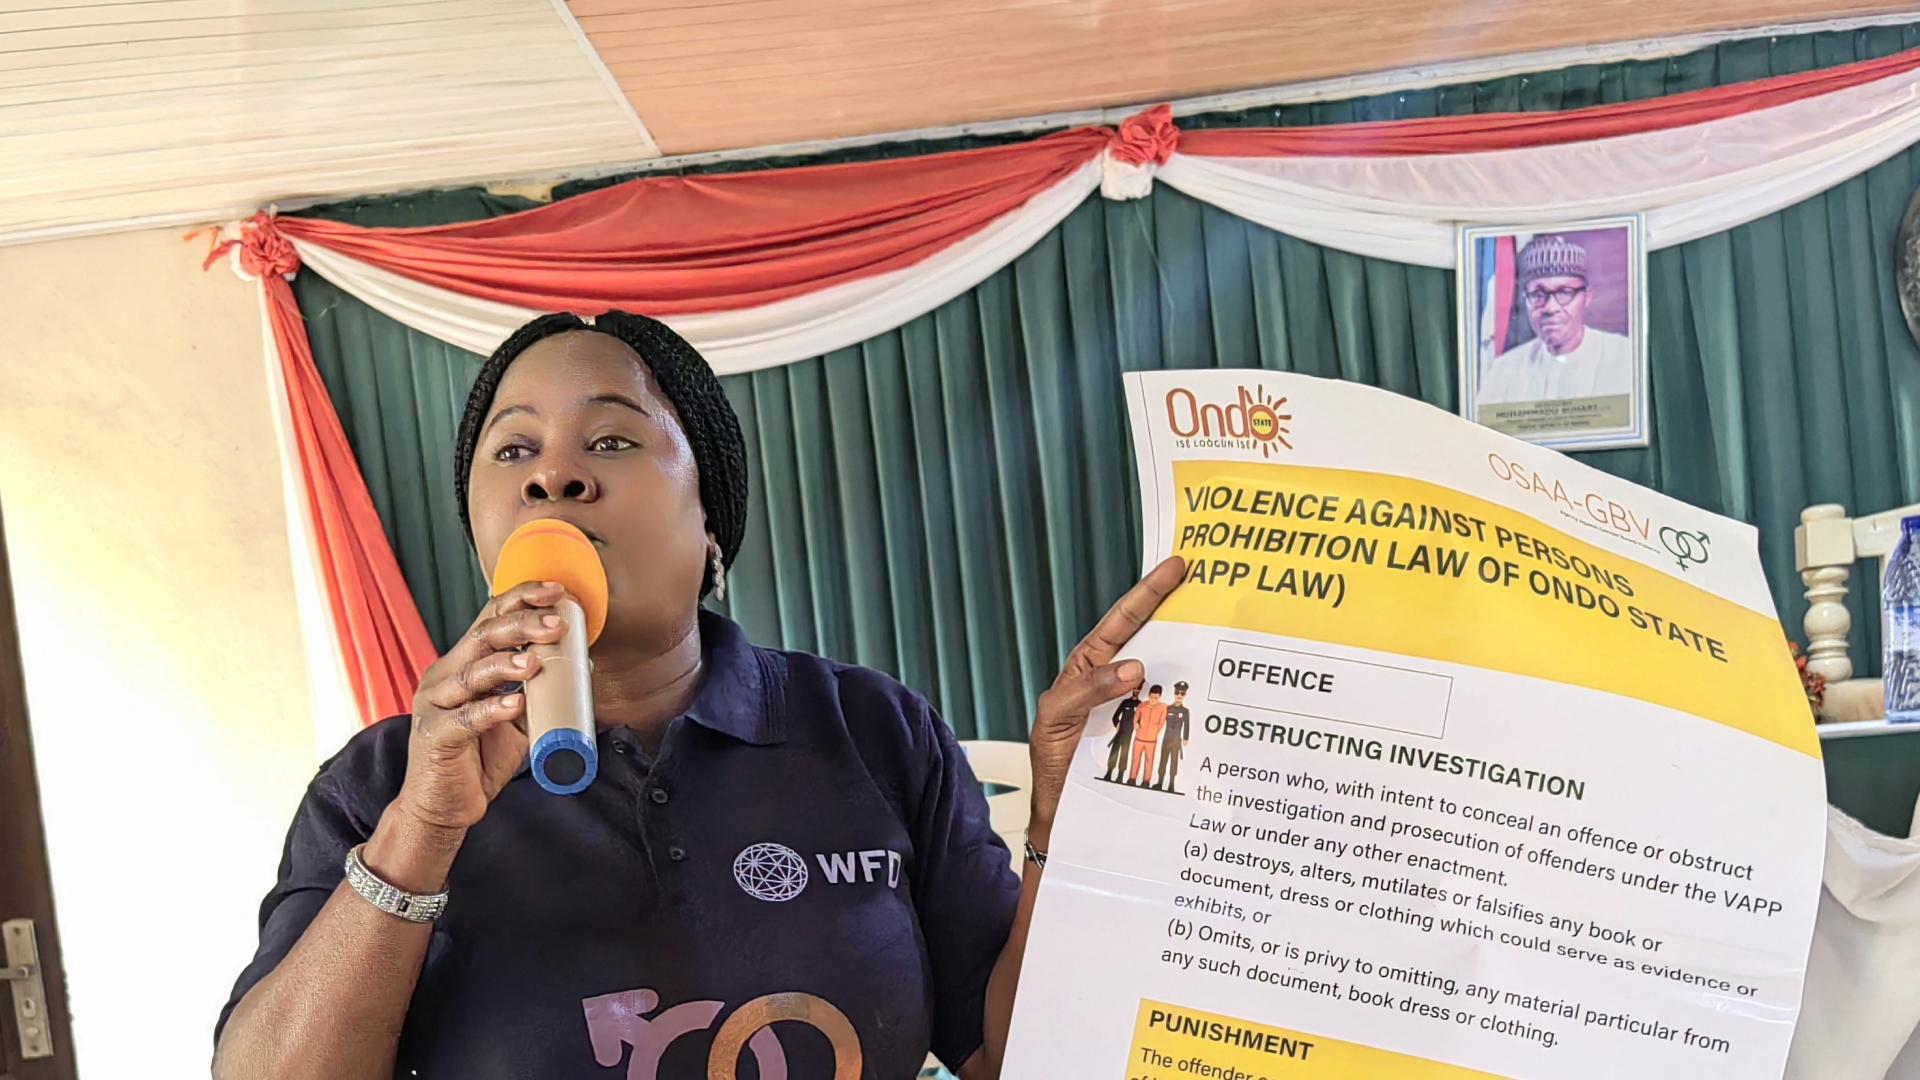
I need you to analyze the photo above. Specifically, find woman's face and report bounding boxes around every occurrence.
[466,330,709,646]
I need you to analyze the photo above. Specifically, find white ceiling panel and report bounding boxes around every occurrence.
[0,0,656,242]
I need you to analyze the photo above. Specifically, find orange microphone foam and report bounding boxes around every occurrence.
[490,519,609,644]
[490,519,609,795]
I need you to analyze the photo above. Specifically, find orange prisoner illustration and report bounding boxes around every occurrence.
[1128,686,1168,784]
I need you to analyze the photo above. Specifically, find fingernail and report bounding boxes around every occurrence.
[512,653,531,669]
[542,615,562,628]
[541,581,562,590]
[501,694,522,708]
[1119,660,1144,682]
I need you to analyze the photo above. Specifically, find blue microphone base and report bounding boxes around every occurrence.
[530,727,597,795]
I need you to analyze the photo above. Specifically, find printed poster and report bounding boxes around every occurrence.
[1003,371,1822,1080]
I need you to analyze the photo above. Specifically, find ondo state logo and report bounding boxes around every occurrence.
[733,842,809,901]
[1165,384,1294,459]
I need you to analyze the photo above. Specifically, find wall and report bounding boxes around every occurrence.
[0,228,318,1075]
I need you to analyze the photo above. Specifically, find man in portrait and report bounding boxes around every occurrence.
[1478,234,1633,406]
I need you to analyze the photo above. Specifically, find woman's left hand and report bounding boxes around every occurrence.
[1027,557,1186,846]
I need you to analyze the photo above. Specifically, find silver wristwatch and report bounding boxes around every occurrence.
[344,843,448,923]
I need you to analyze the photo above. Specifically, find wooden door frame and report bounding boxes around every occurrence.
[0,498,77,1080]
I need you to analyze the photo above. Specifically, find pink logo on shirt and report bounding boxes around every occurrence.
[583,987,863,1079]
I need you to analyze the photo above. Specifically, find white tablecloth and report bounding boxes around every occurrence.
[1786,799,1920,1079]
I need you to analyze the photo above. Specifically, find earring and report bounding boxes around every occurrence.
[709,543,727,602]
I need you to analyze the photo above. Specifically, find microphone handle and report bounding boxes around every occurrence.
[525,597,597,795]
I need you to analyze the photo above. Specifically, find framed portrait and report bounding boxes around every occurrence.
[1457,216,1649,451]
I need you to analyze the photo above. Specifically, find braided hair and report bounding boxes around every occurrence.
[453,311,748,596]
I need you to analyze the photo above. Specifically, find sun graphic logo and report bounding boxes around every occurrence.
[1164,385,1294,458]
[1241,387,1293,459]
[733,842,809,902]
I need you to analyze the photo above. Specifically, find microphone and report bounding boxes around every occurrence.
[489,519,609,795]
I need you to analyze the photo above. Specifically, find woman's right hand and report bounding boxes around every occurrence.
[391,580,571,835]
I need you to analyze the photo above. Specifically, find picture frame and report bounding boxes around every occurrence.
[1456,216,1649,451]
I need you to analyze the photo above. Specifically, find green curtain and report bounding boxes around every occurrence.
[294,25,1920,829]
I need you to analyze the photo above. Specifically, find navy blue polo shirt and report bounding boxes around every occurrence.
[218,611,1021,1078]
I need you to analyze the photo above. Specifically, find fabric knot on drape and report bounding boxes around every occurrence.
[1102,104,1179,200]
[202,212,301,281]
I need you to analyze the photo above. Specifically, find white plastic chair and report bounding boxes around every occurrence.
[1795,500,1920,718]
[1786,791,1920,1078]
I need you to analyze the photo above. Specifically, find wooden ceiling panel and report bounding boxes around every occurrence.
[570,0,1920,154]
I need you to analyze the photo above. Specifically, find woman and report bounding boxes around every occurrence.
[214,311,1184,1079]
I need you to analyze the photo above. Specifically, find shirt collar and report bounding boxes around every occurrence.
[510,608,783,778]
[682,608,784,746]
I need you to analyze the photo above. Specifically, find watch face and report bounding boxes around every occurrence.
[1898,184,1920,352]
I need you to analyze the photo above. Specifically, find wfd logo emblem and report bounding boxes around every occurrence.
[1658,527,1712,573]
[732,843,808,901]
[733,842,903,902]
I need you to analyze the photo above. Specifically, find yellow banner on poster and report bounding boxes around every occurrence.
[1157,460,1816,757]
[1126,999,1501,1079]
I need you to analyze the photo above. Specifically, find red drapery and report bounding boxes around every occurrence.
[275,129,1111,315]
[1179,45,1920,157]
[269,45,1920,323]
[209,220,437,724]
[211,43,1920,728]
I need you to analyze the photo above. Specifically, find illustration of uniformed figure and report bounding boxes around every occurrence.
[1155,681,1192,792]
[1129,685,1168,785]
[1103,689,1141,783]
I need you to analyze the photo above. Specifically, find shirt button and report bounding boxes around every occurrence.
[649,788,669,805]
[668,846,687,862]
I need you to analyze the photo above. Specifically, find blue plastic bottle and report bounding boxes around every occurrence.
[1885,514,1920,723]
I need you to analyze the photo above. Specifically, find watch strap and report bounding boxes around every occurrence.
[343,843,448,923]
